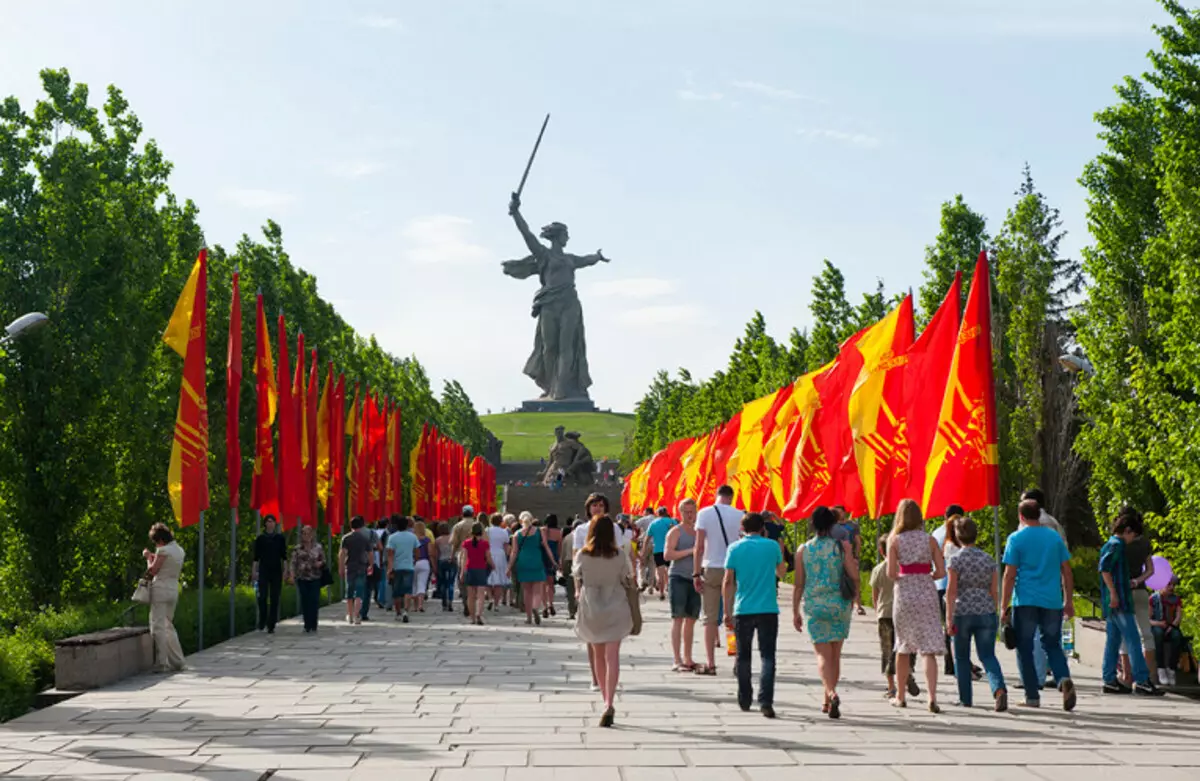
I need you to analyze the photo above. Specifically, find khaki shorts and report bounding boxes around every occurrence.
[1122,589,1154,653]
[701,567,725,626]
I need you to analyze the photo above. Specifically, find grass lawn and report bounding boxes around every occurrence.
[481,411,635,462]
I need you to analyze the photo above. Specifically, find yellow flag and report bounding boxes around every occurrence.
[316,366,331,504]
[163,255,202,357]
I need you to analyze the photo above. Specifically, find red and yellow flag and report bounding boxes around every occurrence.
[226,270,242,509]
[781,363,832,521]
[250,293,279,519]
[904,272,962,509]
[922,252,999,514]
[316,361,332,508]
[328,374,347,533]
[305,350,318,523]
[276,315,302,528]
[344,383,360,521]
[622,460,651,513]
[163,249,210,527]
[409,423,427,516]
[848,296,915,518]
[728,386,791,511]
[676,433,712,507]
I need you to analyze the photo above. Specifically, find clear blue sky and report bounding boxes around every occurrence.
[0,0,1168,414]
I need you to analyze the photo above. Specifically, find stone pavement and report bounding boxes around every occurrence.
[0,591,1196,780]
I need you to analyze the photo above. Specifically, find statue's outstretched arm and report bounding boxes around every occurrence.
[572,249,611,269]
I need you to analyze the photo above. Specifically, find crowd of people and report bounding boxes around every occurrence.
[138,484,1189,728]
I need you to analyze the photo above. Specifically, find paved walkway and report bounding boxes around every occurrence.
[0,592,1196,780]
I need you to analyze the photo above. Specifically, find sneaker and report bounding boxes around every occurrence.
[395,613,402,622]
[738,701,751,712]
[761,705,776,719]
[994,689,1008,713]
[1168,670,1178,686]
[1059,678,1076,712]
[1019,699,1040,709]
[1158,669,1170,685]
[972,665,984,682]
[401,612,410,624]
[884,688,898,700]
[1102,680,1132,695]
[590,683,600,692]
[353,617,362,626]
[1134,681,1165,697]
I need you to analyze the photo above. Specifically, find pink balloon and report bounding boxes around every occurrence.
[1145,555,1174,592]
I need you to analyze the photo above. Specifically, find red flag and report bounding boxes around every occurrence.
[904,272,962,510]
[355,392,370,519]
[704,413,743,503]
[328,374,347,533]
[250,294,279,519]
[291,332,312,526]
[276,315,302,528]
[390,405,403,515]
[922,252,999,514]
[306,350,318,524]
[163,249,210,527]
[345,384,360,521]
[226,270,243,509]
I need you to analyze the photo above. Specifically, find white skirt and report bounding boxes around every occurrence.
[413,559,431,595]
[487,550,510,586]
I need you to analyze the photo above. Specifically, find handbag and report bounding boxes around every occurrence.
[132,578,151,605]
[319,564,334,588]
[625,578,643,636]
[834,541,857,601]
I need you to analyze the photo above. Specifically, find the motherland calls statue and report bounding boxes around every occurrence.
[541,425,596,486]
[501,192,609,401]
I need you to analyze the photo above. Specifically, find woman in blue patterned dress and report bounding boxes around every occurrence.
[792,506,855,719]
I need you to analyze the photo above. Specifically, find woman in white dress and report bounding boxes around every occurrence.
[142,523,186,673]
[487,513,513,608]
[575,514,633,728]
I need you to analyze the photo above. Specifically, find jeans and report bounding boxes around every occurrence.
[438,561,457,605]
[257,573,282,631]
[1013,606,1071,700]
[1103,611,1150,684]
[734,613,779,709]
[297,578,321,631]
[562,560,578,617]
[1015,627,1049,690]
[1152,626,1184,672]
[953,613,1006,705]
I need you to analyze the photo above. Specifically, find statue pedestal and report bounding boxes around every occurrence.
[519,397,597,413]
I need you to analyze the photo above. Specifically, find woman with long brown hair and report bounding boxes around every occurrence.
[575,514,633,727]
[887,498,946,711]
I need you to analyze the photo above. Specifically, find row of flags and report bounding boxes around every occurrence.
[161,249,496,532]
[622,252,999,521]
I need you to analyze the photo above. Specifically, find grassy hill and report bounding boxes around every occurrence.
[481,411,635,463]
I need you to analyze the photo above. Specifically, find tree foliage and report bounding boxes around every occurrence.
[917,194,989,321]
[0,70,486,619]
[1075,0,1200,628]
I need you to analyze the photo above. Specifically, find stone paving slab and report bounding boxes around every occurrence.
[0,592,1195,779]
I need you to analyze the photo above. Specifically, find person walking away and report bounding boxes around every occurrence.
[1150,576,1184,686]
[575,493,619,690]
[932,505,974,679]
[253,514,288,634]
[412,520,433,612]
[373,518,389,609]
[487,515,513,610]
[290,524,326,634]
[559,519,579,620]
[831,507,865,616]
[339,516,371,625]
[1001,499,1078,709]
[462,522,491,625]
[944,516,1007,711]
[451,507,477,616]
[360,519,384,621]
[575,515,634,727]
[144,523,186,672]
[386,516,421,623]
[1098,508,1163,696]
[887,499,946,711]
[1118,526,1156,686]
[792,506,853,718]
[435,522,457,612]
[1016,488,1066,689]
[871,534,919,700]
[665,498,701,671]
[692,485,745,676]
[636,505,656,591]
[647,507,676,601]
[725,512,786,718]
[511,511,556,625]
[542,515,563,618]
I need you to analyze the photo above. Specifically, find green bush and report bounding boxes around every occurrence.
[0,634,37,722]
[1070,547,1101,601]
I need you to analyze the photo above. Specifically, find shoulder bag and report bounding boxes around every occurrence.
[132,577,152,605]
[834,539,857,601]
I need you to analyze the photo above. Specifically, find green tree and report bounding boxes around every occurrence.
[806,260,855,369]
[918,194,989,320]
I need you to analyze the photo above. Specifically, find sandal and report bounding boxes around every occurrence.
[889,698,907,708]
[672,662,697,673]
[828,694,841,720]
[694,664,717,676]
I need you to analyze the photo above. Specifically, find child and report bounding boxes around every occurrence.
[870,534,919,699]
[1150,576,1184,686]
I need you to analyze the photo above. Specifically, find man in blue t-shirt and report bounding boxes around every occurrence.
[1001,500,1076,710]
[386,516,421,623]
[1099,508,1163,696]
[647,507,677,601]
[723,512,786,718]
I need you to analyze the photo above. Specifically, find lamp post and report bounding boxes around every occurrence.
[0,312,49,346]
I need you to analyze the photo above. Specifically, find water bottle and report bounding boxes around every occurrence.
[1061,617,1075,655]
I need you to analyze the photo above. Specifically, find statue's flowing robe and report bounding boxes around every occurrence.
[502,248,600,400]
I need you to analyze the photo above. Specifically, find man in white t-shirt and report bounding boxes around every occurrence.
[692,485,745,674]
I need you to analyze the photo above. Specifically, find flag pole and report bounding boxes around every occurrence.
[198,511,205,652]
[254,510,261,631]
[229,507,237,640]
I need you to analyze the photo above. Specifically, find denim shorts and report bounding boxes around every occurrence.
[391,569,415,597]
[347,574,368,600]
[669,576,701,620]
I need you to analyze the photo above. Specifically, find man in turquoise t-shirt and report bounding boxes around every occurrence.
[386,517,421,624]
[723,512,786,718]
[647,507,677,600]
